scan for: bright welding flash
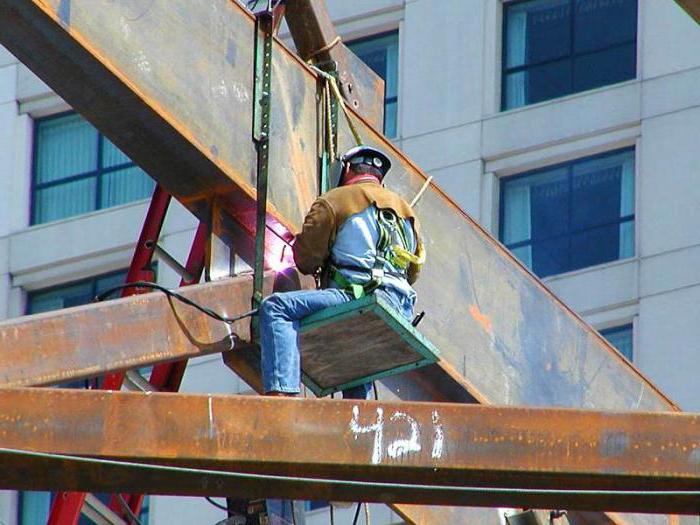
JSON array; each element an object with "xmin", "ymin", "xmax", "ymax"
[{"xmin": 270, "ymin": 243, "xmax": 294, "ymax": 273}]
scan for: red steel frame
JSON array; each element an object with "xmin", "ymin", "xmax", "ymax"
[{"xmin": 47, "ymin": 185, "xmax": 208, "ymax": 525}]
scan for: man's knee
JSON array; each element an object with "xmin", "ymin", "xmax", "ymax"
[{"xmin": 259, "ymin": 292, "xmax": 288, "ymax": 321}]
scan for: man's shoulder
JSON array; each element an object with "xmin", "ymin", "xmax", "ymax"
[
  {"xmin": 320, "ymin": 183, "xmax": 416, "ymax": 225},
  {"xmin": 322, "ymin": 182, "xmax": 403, "ymax": 202}
]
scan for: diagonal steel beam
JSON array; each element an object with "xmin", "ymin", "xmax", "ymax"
[
  {"xmin": 675, "ymin": 0, "xmax": 700, "ymax": 24},
  {"xmin": 284, "ymin": 0, "xmax": 385, "ymax": 130},
  {"xmin": 0, "ymin": 388, "xmax": 698, "ymax": 514}
]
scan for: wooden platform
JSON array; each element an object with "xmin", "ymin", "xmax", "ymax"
[{"xmin": 299, "ymin": 295, "xmax": 439, "ymax": 397}]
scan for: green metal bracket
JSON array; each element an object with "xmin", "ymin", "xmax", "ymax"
[{"xmin": 251, "ymin": 10, "xmax": 274, "ymax": 334}]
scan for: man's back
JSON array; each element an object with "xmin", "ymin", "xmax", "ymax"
[{"xmin": 293, "ymin": 181, "xmax": 422, "ymax": 296}]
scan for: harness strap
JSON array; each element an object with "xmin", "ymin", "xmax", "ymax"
[
  {"xmin": 329, "ymin": 263, "xmax": 405, "ymax": 299},
  {"xmin": 327, "ymin": 208, "xmax": 417, "ymax": 298}
]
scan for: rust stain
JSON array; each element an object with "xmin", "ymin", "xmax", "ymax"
[{"xmin": 468, "ymin": 304, "xmax": 492, "ymax": 335}]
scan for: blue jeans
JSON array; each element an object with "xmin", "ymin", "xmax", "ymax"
[{"xmin": 259, "ymin": 287, "xmax": 413, "ymax": 397}]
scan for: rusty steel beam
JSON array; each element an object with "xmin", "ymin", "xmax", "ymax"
[
  {"xmin": 675, "ymin": 0, "xmax": 700, "ymax": 24},
  {"xmin": 0, "ymin": 389, "xmax": 698, "ymax": 514},
  {"xmin": 0, "ymin": 269, "xmax": 314, "ymax": 389},
  {"xmin": 0, "ymin": 278, "xmax": 677, "ymax": 522},
  {"xmin": 0, "ymin": 275, "xmax": 266, "ymax": 388},
  {"xmin": 284, "ymin": 0, "xmax": 385, "ymax": 129}
]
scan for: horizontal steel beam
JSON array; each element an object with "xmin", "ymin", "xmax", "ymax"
[
  {"xmin": 0, "ymin": 388, "xmax": 698, "ymax": 514},
  {"xmin": 0, "ymin": 275, "xmax": 272, "ymax": 388}
]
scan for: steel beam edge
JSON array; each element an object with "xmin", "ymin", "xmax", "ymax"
[{"xmin": 0, "ymin": 389, "xmax": 698, "ymax": 514}]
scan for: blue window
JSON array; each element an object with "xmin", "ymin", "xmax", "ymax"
[
  {"xmin": 32, "ymin": 112, "xmax": 155, "ymax": 225},
  {"xmin": 348, "ymin": 31, "xmax": 399, "ymax": 138},
  {"xmin": 502, "ymin": 0, "xmax": 638, "ymax": 110},
  {"xmin": 22, "ymin": 270, "xmax": 151, "ymax": 525},
  {"xmin": 600, "ymin": 324, "xmax": 633, "ymax": 361},
  {"xmin": 27, "ymin": 270, "xmax": 130, "ymax": 314},
  {"xmin": 500, "ymin": 148, "xmax": 635, "ymax": 278}
]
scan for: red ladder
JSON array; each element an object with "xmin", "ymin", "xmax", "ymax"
[{"xmin": 47, "ymin": 185, "xmax": 208, "ymax": 525}]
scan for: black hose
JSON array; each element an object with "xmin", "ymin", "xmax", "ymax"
[{"xmin": 95, "ymin": 281, "xmax": 258, "ymax": 324}]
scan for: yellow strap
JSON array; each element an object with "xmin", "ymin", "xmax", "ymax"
[
  {"xmin": 392, "ymin": 245, "xmax": 425, "ymax": 267},
  {"xmin": 323, "ymin": 78, "xmax": 334, "ymax": 161},
  {"xmin": 313, "ymin": 66, "xmax": 363, "ymax": 147}
]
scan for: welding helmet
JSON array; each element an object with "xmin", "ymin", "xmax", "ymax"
[{"xmin": 340, "ymin": 145, "xmax": 392, "ymax": 179}]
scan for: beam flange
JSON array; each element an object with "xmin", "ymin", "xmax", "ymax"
[{"xmin": 0, "ymin": 389, "xmax": 698, "ymax": 514}]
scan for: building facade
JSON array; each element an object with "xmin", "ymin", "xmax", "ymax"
[{"xmin": 0, "ymin": 0, "xmax": 699, "ymax": 523}]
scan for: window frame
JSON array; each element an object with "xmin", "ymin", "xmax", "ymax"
[
  {"xmin": 346, "ymin": 29, "xmax": 400, "ymax": 138},
  {"xmin": 30, "ymin": 111, "xmax": 149, "ymax": 225},
  {"xmin": 500, "ymin": 0, "xmax": 638, "ymax": 111},
  {"xmin": 25, "ymin": 268, "xmax": 131, "ymax": 315},
  {"xmin": 498, "ymin": 146, "xmax": 636, "ymax": 278}
]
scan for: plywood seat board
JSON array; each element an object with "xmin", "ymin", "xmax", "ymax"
[{"xmin": 299, "ymin": 295, "xmax": 439, "ymax": 396}]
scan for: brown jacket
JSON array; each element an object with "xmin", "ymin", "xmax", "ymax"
[{"xmin": 292, "ymin": 181, "xmax": 424, "ymax": 284}]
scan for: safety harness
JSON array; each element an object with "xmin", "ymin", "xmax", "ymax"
[{"xmin": 329, "ymin": 208, "xmax": 424, "ymax": 299}]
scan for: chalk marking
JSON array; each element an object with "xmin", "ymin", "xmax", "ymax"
[
  {"xmin": 387, "ymin": 411, "xmax": 421, "ymax": 459},
  {"xmin": 120, "ymin": 17, "xmax": 131, "ymax": 40},
  {"xmin": 208, "ymin": 396, "xmax": 214, "ymax": 439},
  {"xmin": 431, "ymin": 411, "xmax": 444, "ymax": 459},
  {"xmin": 350, "ymin": 405, "xmax": 384, "ymax": 465},
  {"xmin": 134, "ymin": 50, "xmax": 151, "ymax": 74},
  {"xmin": 231, "ymin": 82, "xmax": 250, "ymax": 103},
  {"xmin": 212, "ymin": 80, "xmax": 229, "ymax": 98}
]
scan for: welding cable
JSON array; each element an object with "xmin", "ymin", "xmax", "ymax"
[
  {"xmin": 2, "ymin": 447, "xmax": 700, "ymax": 502},
  {"xmin": 94, "ymin": 281, "xmax": 258, "ymax": 325},
  {"xmin": 116, "ymin": 494, "xmax": 144, "ymax": 525},
  {"xmin": 266, "ymin": 223, "xmax": 295, "ymax": 248},
  {"xmin": 205, "ymin": 496, "xmax": 230, "ymax": 512}
]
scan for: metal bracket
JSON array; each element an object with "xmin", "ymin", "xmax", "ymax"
[{"xmin": 251, "ymin": 8, "xmax": 274, "ymax": 325}]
